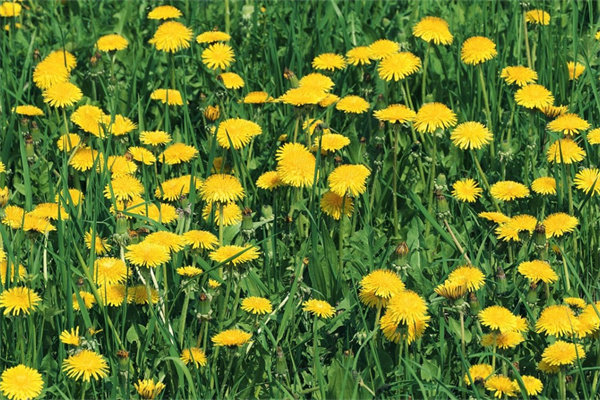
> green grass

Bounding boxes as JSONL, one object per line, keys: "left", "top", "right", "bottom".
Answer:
{"left": 1, "top": 0, "right": 600, "bottom": 399}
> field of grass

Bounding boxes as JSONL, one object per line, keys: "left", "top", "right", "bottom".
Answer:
{"left": 2, "top": 0, "right": 600, "bottom": 399}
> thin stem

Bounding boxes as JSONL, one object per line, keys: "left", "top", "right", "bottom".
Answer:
{"left": 178, "top": 290, "right": 191, "bottom": 347}
{"left": 427, "top": 132, "right": 438, "bottom": 220}
{"left": 471, "top": 151, "right": 501, "bottom": 212}
{"left": 218, "top": 202, "right": 224, "bottom": 278}
{"left": 523, "top": 13, "right": 533, "bottom": 69}
{"left": 477, "top": 65, "right": 493, "bottom": 133}
{"left": 558, "top": 370, "right": 566, "bottom": 400}
{"left": 562, "top": 256, "right": 571, "bottom": 292}
{"left": 392, "top": 124, "right": 400, "bottom": 238}
{"left": 421, "top": 42, "right": 431, "bottom": 103}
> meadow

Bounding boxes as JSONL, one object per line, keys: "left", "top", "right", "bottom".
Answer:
{"left": 1, "top": 0, "right": 600, "bottom": 398}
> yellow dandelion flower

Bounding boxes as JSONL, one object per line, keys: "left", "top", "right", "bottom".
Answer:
{"left": 515, "top": 376, "right": 543, "bottom": 397}
{"left": 0, "top": 287, "right": 41, "bottom": 316}
{"left": 450, "top": 121, "right": 493, "bottom": 150}
{"left": 385, "top": 290, "right": 428, "bottom": 326}
{"left": 490, "top": 180, "right": 529, "bottom": 201}
{"left": 127, "top": 285, "right": 159, "bottom": 305}
{"left": 216, "top": 118, "right": 262, "bottom": 149}
{"left": 588, "top": 128, "right": 600, "bottom": 144}
{"left": 413, "top": 102, "right": 457, "bottom": 133}
{"left": 14, "top": 105, "right": 44, "bottom": 117}
{"left": 0, "top": 365, "right": 44, "bottom": 400}
{"left": 412, "top": 16, "right": 453, "bottom": 45}
{"left": 202, "top": 43, "right": 235, "bottom": 70}
{"left": 98, "top": 284, "right": 126, "bottom": 307}
{"left": 140, "top": 130, "right": 172, "bottom": 146}
{"left": 209, "top": 245, "right": 260, "bottom": 266}
{"left": 32, "top": 59, "right": 69, "bottom": 90}
{"left": 546, "top": 138, "right": 585, "bottom": 164}
{"left": 485, "top": 375, "right": 517, "bottom": 398}
{"left": 134, "top": 379, "right": 166, "bottom": 400}
{"left": 276, "top": 143, "right": 317, "bottom": 187}
{"left": 299, "top": 73, "right": 335, "bottom": 93}
{"left": 96, "top": 34, "right": 128, "bottom": 52}
{"left": 196, "top": 30, "right": 230, "bottom": 44}
{"left": 278, "top": 87, "right": 326, "bottom": 106}
{"left": 203, "top": 202, "right": 243, "bottom": 226}
{"left": 531, "top": 177, "right": 556, "bottom": 195}
{"left": 183, "top": 230, "right": 218, "bottom": 250}
{"left": 0, "top": 2, "right": 22, "bottom": 17}
{"left": 378, "top": 52, "right": 421, "bottom": 81}
{"left": 94, "top": 257, "right": 127, "bottom": 285}
{"left": 452, "top": 178, "right": 483, "bottom": 202}
{"left": 319, "top": 93, "right": 340, "bottom": 107}
{"left": 346, "top": 46, "right": 372, "bottom": 66}
{"left": 104, "top": 175, "right": 144, "bottom": 201}
{"left": 160, "top": 143, "right": 198, "bottom": 165}
{"left": 379, "top": 312, "right": 429, "bottom": 344}
{"left": 359, "top": 269, "right": 404, "bottom": 308}
{"left": 241, "top": 297, "right": 273, "bottom": 315}
{"left": 574, "top": 168, "right": 600, "bottom": 195}
{"left": 464, "top": 364, "right": 493, "bottom": 385}
{"left": 303, "top": 299, "right": 336, "bottom": 319}
{"left": 212, "top": 329, "right": 252, "bottom": 347}
{"left": 150, "top": 89, "right": 184, "bottom": 106}
{"left": 564, "top": 297, "right": 587, "bottom": 310}
{"left": 149, "top": 21, "right": 193, "bottom": 52}
{"left": 478, "top": 211, "right": 510, "bottom": 224}
{"left": 180, "top": 348, "right": 207, "bottom": 367}
{"left": 148, "top": 5, "right": 181, "bottom": 20}
{"left": 481, "top": 331, "right": 524, "bottom": 349}
{"left": 543, "top": 212, "right": 578, "bottom": 238}
{"left": 0, "top": 260, "right": 26, "bottom": 286}
{"left": 71, "top": 104, "right": 106, "bottom": 136}
{"left": 515, "top": 84, "right": 554, "bottom": 109}
{"left": 567, "top": 61, "right": 585, "bottom": 80}
{"left": 145, "top": 231, "right": 187, "bottom": 252}
{"left": 540, "top": 104, "right": 569, "bottom": 118}
{"left": 542, "top": 340, "right": 585, "bottom": 366}
{"left": 335, "top": 95, "right": 369, "bottom": 114}
{"left": 536, "top": 305, "right": 579, "bottom": 337}
{"left": 313, "top": 134, "right": 350, "bottom": 154}
{"left": 125, "top": 242, "right": 171, "bottom": 268}
{"left": 518, "top": 260, "right": 558, "bottom": 284}
{"left": 43, "top": 82, "right": 83, "bottom": 108}
{"left": 242, "top": 91, "right": 273, "bottom": 104}
{"left": 548, "top": 113, "right": 590, "bottom": 136}
{"left": 200, "top": 174, "right": 244, "bottom": 203}
{"left": 479, "top": 305, "right": 518, "bottom": 333}
{"left": 128, "top": 147, "right": 156, "bottom": 165}
{"left": 526, "top": 9, "right": 550, "bottom": 25}
{"left": 256, "top": 171, "right": 282, "bottom": 191}
{"left": 328, "top": 164, "right": 370, "bottom": 196}
{"left": 218, "top": 72, "right": 245, "bottom": 89}
{"left": 72, "top": 291, "right": 95, "bottom": 311}
{"left": 312, "top": 53, "right": 346, "bottom": 71}
{"left": 500, "top": 66, "right": 538, "bottom": 86}
{"left": 60, "top": 327, "right": 81, "bottom": 346}
{"left": 57, "top": 133, "right": 81, "bottom": 152}
{"left": 368, "top": 39, "right": 399, "bottom": 60}
{"left": 62, "top": 350, "right": 109, "bottom": 382}
{"left": 461, "top": 36, "right": 497, "bottom": 65}
{"left": 373, "top": 104, "right": 416, "bottom": 124}
{"left": 176, "top": 266, "right": 203, "bottom": 277}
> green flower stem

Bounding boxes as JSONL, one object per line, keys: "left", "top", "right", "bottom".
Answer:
{"left": 523, "top": 14, "right": 533, "bottom": 69}
{"left": 471, "top": 150, "right": 501, "bottom": 212}
{"left": 562, "top": 255, "right": 571, "bottom": 292}
{"left": 421, "top": 42, "right": 431, "bottom": 103}
{"left": 426, "top": 131, "right": 438, "bottom": 221}
{"left": 492, "top": 342, "right": 497, "bottom": 372}
{"left": 218, "top": 202, "right": 224, "bottom": 278}
{"left": 477, "top": 65, "right": 493, "bottom": 134}
{"left": 559, "top": 370, "right": 566, "bottom": 400}
{"left": 313, "top": 317, "right": 326, "bottom": 400}
{"left": 392, "top": 124, "right": 400, "bottom": 238}
{"left": 178, "top": 289, "right": 191, "bottom": 347}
